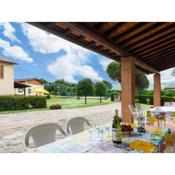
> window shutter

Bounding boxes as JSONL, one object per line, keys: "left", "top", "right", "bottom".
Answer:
{"left": 0, "top": 65, "right": 4, "bottom": 79}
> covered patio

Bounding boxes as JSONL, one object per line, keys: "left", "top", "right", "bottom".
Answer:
{"left": 14, "top": 81, "right": 31, "bottom": 96}
{"left": 30, "top": 22, "right": 175, "bottom": 123}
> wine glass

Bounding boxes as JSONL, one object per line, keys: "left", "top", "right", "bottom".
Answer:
{"left": 88, "top": 128, "right": 93, "bottom": 141}
{"left": 99, "top": 125, "right": 107, "bottom": 141}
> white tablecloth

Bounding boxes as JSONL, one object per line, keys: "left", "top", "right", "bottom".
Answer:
{"left": 149, "top": 106, "right": 175, "bottom": 113}
{"left": 149, "top": 106, "right": 175, "bottom": 121}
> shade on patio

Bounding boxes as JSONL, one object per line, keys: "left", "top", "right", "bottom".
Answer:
{"left": 29, "top": 22, "right": 175, "bottom": 123}
{"left": 14, "top": 81, "right": 31, "bottom": 96}
{"left": 32, "top": 88, "right": 49, "bottom": 95}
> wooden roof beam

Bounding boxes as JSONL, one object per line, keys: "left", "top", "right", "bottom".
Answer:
{"left": 131, "top": 30, "right": 175, "bottom": 54}
{"left": 29, "top": 22, "right": 158, "bottom": 74}
{"left": 137, "top": 38, "right": 175, "bottom": 56}
{"left": 60, "top": 22, "right": 128, "bottom": 56}
{"left": 58, "top": 22, "right": 158, "bottom": 73}
{"left": 141, "top": 44, "right": 175, "bottom": 59}
{"left": 123, "top": 23, "right": 174, "bottom": 49}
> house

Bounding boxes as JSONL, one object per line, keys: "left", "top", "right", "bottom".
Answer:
{"left": 15, "top": 78, "right": 44, "bottom": 96}
{"left": 0, "top": 58, "right": 47, "bottom": 96}
{"left": 0, "top": 58, "right": 17, "bottom": 95}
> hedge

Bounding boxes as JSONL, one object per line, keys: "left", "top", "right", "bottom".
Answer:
{"left": 0, "top": 96, "right": 47, "bottom": 111}
{"left": 135, "top": 94, "right": 175, "bottom": 105}
{"left": 135, "top": 95, "right": 154, "bottom": 105}
{"left": 161, "top": 96, "right": 175, "bottom": 106}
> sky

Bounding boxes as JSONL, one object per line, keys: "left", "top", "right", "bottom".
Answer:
{"left": 0, "top": 22, "right": 174, "bottom": 88}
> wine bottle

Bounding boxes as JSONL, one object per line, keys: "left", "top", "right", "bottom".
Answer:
{"left": 112, "top": 109, "right": 122, "bottom": 145}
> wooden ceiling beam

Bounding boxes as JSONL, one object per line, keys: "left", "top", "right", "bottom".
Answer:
{"left": 94, "top": 22, "right": 106, "bottom": 30}
{"left": 148, "top": 52, "right": 175, "bottom": 64}
{"left": 104, "top": 23, "right": 125, "bottom": 36}
{"left": 143, "top": 48, "right": 175, "bottom": 61}
{"left": 123, "top": 23, "right": 174, "bottom": 49}
{"left": 134, "top": 59, "right": 158, "bottom": 74}
{"left": 60, "top": 22, "right": 129, "bottom": 56}
{"left": 131, "top": 30, "right": 175, "bottom": 54}
{"left": 66, "top": 22, "right": 159, "bottom": 73}
{"left": 29, "top": 22, "right": 159, "bottom": 74}
{"left": 118, "top": 23, "right": 160, "bottom": 47}
{"left": 28, "top": 22, "right": 122, "bottom": 63}
{"left": 112, "top": 22, "right": 147, "bottom": 42}
{"left": 137, "top": 38, "right": 175, "bottom": 56}
{"left": 140, "top": 43, "right": 175, "bottom": 59}
{"left": 148, "top": 53, "right": 175, "bottom": 65}
{"left": 151, "top": 61, "right": 175, "bottom": 71}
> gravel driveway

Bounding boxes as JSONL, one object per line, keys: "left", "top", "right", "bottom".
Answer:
{"left": 0, "top": 103, "right": 120, "bottom": 153}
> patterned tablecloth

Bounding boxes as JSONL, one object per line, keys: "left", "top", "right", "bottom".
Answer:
{"left": 28, "top": 125, "right": 169, "bottom": 153}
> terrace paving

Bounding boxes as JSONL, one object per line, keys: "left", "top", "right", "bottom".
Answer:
{"left": 0, "top": 103, "right": 119, "bottom": 153}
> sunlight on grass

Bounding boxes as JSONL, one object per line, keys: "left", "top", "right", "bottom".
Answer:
{"left": 140, "top": 103, "right": 153, "bottom": 110}
{"left": 47, "top": 97, "right": 114, "bottom": 109}
{"left": 0, "top": 96, "right": 153, "bottom": 115}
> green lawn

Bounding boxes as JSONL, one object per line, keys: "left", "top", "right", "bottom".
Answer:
{"left": 140, "top": 103, "right": 153, "bottom": 110}
{"left": 0, "top": 97, "right": 114, "bottom": 114}
{"left": 0, "top": 96, "right": 153, "bottom": 114}
{"left": 47, "top": 97, "right": 114, "bottom": 109}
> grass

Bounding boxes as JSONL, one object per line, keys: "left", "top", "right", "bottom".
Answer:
{"left": 47, "top": 97, "right": 114, "bottom": 109}
{"left": 0, "top": 97, "right": 114, "bottom": 114}
{"left": 140, "top": 103, "right": 153, "bottom": 110}
{"left": 0, "top": 96, "right": 153, "bottom": 115}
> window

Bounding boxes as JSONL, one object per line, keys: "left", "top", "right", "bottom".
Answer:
{"left": 18, "top": 89, "right": 23, "bottom": 93}
{"left": 28, "top": 88, "right": 31, "bottom": 94}
{"left": 0, "top": 65, "right": 4, "bottom": 79}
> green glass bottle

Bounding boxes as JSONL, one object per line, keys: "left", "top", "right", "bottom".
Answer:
{"left": 112, "top": 109, "right": 121, "bottom": 144}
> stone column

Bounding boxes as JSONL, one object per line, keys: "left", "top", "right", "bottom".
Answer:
{"left": 121, "top": 57, "right": 135, "bottom": 123}
{"left": 154, "top": 73, "right": 161, "bottom": 106}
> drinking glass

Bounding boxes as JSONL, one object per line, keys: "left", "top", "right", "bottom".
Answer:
{"left": 95, "top": 125, "right": 106, "bottom": 141}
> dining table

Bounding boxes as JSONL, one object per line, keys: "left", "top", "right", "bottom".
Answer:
{"left": 28, "top": 124, "right": 169, "bottom": 153}
{"left": 149, "top": 106, "right": 175, "bottom": 121}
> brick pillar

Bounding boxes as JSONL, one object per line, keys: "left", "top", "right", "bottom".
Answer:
{"left": 154, "top": 73, "right": 161, "bottom": 106}
{"left": 121, "top": 57, "right": 135, "bottom": 123}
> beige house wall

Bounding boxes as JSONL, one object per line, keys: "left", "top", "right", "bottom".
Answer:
{"left": 0, "top": 63, "right": 15, "bottom": 95}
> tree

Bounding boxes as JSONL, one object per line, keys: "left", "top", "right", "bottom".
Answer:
{"left": 95, "top": 82, "right": 107, "bottom": 103}
{"left": 37, "top": 78, "right": 48, "bottom": 85}
{"left": 102, "top": 80, "right": 112, "bottom": 90}
{"left": 77, "top": 78, "right": 94, "bottom": 104}
{"left": 107, "top": 61, "right": 149, "bottom": 92}
{"left": 44, "top": 83, "right": 58, "bottom": 95}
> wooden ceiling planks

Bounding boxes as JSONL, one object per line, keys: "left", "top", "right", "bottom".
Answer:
{"left": 121, "top": 23, "right": 173, "bottom": 49}
{"left": 29, "top": 22, "right": 175, "bottom": 73}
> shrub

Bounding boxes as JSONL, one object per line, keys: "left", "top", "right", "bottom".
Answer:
{"left": 135, "top": 95, "right": 154, "bottom": 105}
{"left": 161, "top": 96, "right": 175, "bottom": 106}
{"left": 0, "top": 96, "right": 46, "bottom": 111}
{"left": 50, "top": 104, "right": 62, "bottom": 110}
{"left": 161, "top": 90, "right": 175, "bottom": 97}
{"left": 46, "top": 94, "right": 51, "bottom": 99}
{"left": 135, "top": 94, "right": 175, "bottom": 105}
{"left": 111, "top": 94, "right": 114, "bottom": 101}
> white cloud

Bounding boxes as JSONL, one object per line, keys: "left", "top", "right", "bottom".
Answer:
{"left": 99, "top": 56, "right": 113, "bottom": 71}
{"left": 21, "top": 23, "right": 102, "bottom": 82}
{"left": 0, "top": 23, "right": 20, "bottom": 42}
{"left": 0, "top": 38, "right": 33, "bottom": 63}
{"left": 47, "top": 51, "right": 103, "bottom": 83}
{"left": 147, "top": 68, "right": 175, "bottom": 85}
{"left": 21, "top": 23, "right": 90, "bottom": 54}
